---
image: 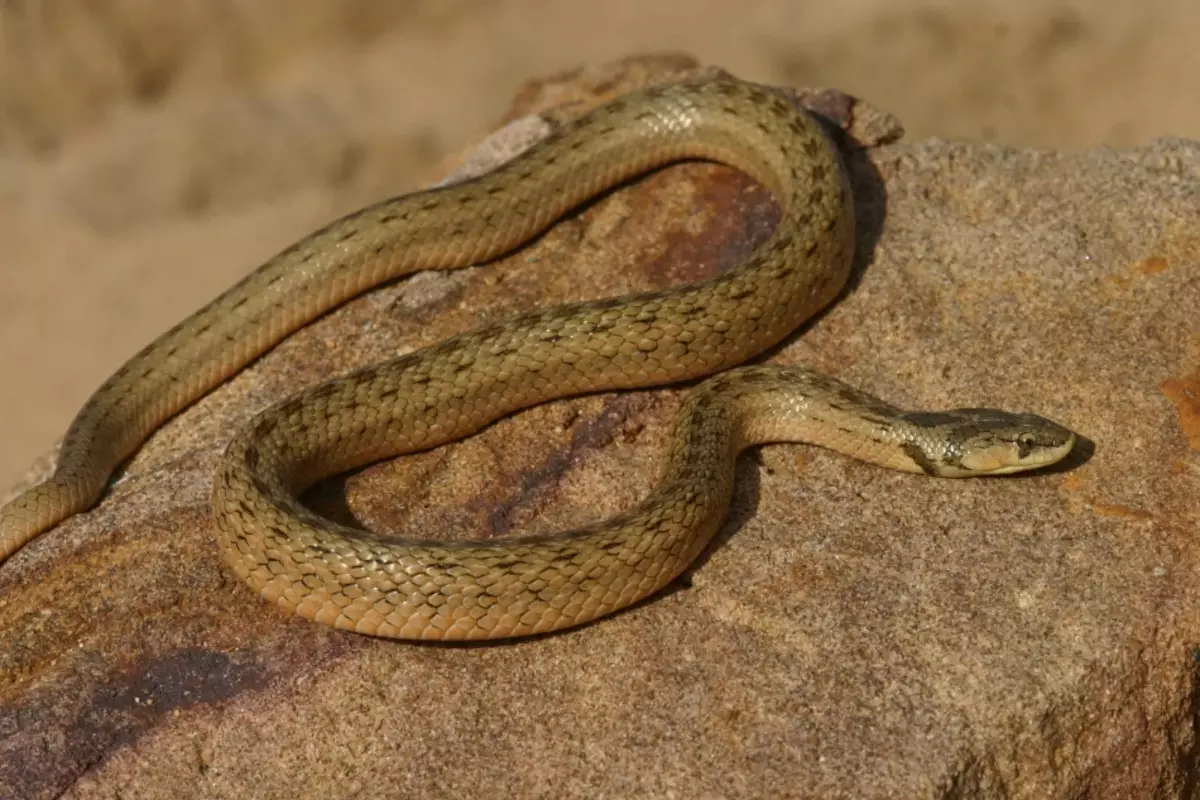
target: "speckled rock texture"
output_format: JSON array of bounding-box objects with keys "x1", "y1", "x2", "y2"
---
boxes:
[{"x1": 1, "y1": 55, "x2": 1198, "y2": 800}]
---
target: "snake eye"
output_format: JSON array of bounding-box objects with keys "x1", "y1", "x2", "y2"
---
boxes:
[{"x1": 1016, "y1": 433, "x2": 1037, "y2": 458}]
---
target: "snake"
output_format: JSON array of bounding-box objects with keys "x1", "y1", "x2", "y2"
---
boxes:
[{"x1": 0, "y1": 75, "x2": 1075, "y2": 641}]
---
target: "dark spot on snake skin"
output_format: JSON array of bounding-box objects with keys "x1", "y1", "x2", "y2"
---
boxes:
[
  {"x1": 903, "y1": 411, "x2": 964, "y2": 428},
  {"x1": 457, "y1": 194, "x2": 476, "y2": 206},
  {"x1": 901, "y1": 442, "x2": 939, "y2": 476},
  {"x1": 336, "y1": 228, "x2": 358, "y2": 244},
  {"x1": 160, "y1": 319, "x2": 187, "y2": 340},
  {"x1": 302, "y1": 541, "x2": 344, "y2": 560},
  {"x1": 222, "y1": 497, "x2": 248, "y2": 517},
  {"x1": 587, "y1": 296, "x2": 626, "y2": 312},
  {"x1": 730, "y1": 369, "x2": 774, "y2": 386},
  {"x1": 485, "y1": 184, "x2": 505, "y2": 195},
  {"x1": 727, "y1": 287, "x2": 755, "y2": 301},
  {"x1": 242, "y1": 447, "x2": 259, "y2": 470},
  {"x1": 254, "y1": 416, "x2": 277, "y2": 438},
  {"x1": 830, "y1": 382, "x2": 874, "y2": 408},
  {"x1": 229, "y1": 296, "x2": 249, "y2": 311},
  {"x1": 307, "y1": 383, "x2": 342, "y2": 403},
  {"x1": 193, "y1": 322, "x2": 212, "y2": 337},
  {"x1": 648, "y1": 515, "x2": 677, "y2": 535},
  {"x1": 858, "y1": 412, "x2": 893, "y2": 427},
  {"x1": 420, "y1": 199, "x2": 441, "y2": 211},
  {"x1": 377, "y1": 212, "x2": 398, "y2": 224}
]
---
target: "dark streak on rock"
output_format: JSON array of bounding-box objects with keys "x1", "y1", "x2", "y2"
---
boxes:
[
  {"x1": 472, "y1": 392, "x2": 660, "y2": 537},
  {"x1": 0, "y1": 648, "x2": 273, "y2": 799}
]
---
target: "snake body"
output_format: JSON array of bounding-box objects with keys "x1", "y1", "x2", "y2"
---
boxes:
[{"x1": 0, "y1": 77, "x2": 1074, "y2": 641}]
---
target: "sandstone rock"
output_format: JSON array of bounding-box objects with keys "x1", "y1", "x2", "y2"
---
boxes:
[{"x1": 1, "y1": 55, "x2": 1197, "y2": 799}]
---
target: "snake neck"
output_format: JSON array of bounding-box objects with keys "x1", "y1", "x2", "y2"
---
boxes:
[{"x1": 673, "y1": 364, "x2": 928, "y2": 475}]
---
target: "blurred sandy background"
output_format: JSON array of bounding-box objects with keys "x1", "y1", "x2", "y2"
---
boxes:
[{"x1": 1, "y1": 0, "x2": 1197, "y2": 490}]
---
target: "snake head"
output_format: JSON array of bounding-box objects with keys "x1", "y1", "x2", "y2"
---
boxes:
[{"x1": 900, "y1": 409, "x2": 1077, "y2": 477}]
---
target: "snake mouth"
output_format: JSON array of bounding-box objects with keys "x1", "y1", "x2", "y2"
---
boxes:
[
  {"x1": 955, "y1": 430, "x2": 1077, "y2": 476},
  {"x1": 1035, "y1": 431, "x2": 1078, "y2": 466}
]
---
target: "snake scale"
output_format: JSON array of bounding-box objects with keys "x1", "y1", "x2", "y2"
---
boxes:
[{"x1": 0, "y1": 76, "x2": 1075, "y2": 641}]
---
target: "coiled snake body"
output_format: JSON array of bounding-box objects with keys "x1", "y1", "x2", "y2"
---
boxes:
[{"x1": 0, "y1": 77, "x2": 1074, "y2": 640}]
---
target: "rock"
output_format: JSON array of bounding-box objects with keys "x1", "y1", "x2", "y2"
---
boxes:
[{"x1": 1, "y1": 55, "x2": 1198, "y2": 799}]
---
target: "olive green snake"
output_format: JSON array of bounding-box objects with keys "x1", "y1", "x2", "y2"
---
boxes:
[{"x1": 0, "y1": 76, "x2": 1075, "y2": 641}]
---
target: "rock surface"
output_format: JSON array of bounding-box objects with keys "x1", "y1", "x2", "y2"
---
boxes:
[{"x1": 1, "y1": 55, "x2": 1198, "y2": 799}]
